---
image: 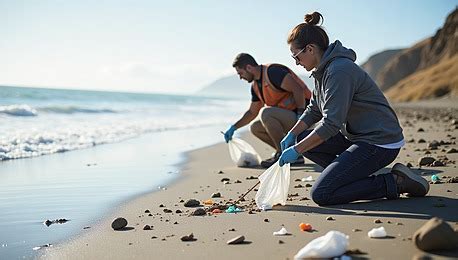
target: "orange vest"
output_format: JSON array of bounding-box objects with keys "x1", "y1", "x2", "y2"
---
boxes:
[{"x1": 251, "y1": 64, "x2": 312, "y2": 111}]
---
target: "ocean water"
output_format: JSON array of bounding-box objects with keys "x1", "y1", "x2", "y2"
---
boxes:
[
  {"x1": 0, "y1": 86, "x2": 247, "y2": 259},
  {"x1": 0, "y1": 86, "x2": 245, "y2": 161}
]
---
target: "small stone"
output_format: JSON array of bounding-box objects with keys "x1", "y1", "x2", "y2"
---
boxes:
[
  {"x1": 431, "y1": 160, "x2": 445, "y2": 167},
  {"x1": 446, "y1": 148, "x2": 457, "y2": 154},
  {"x1": 235, "y1": 180, "x2": 242, "y2": 183},
  {"x1": 144, "y1": 209, "x2": 150, "y2": 213},
  {"x1": 184, "y1": 199, "x2": 200, "y2": 207},
  {"x1": 396, "y1": 222, "x2": 403, "y2": 225},
  {"x1": 417, "y1": 128, "x2": 425, "y2": 132},
  {"x1": 111, "y1": 217, "x2": 128, "y2": 230},
  {"x1": 418, "y1": 139, "x2": 426, "y2": 143},
  {"x1": 148, "y1": 213, "x2": 153, "y2": 216},
  {"x1": 151, "y1": 236, "x2": 157, "y2": 239},
  {"x1": 246, "y1": 176, "x2": 258, "y2": 180},
  {"x1": 227, "y1": 235, "x2": 245, "y2": 245},
  {"x1": 143, "y1": 225, "x2": 152, "y2": 230},
  {"x1": 159, "y1": 204, "x2": 165, "y2": 208},
  {"x1": 326, "y1": 216, "x2": 335, "y2": 221},
  {"x1": 427, "y1": 141, "x2": 440, "y2": 150},
  {"x1": 294, "y1": 184, "x2": 304, "y2": 188},
  {"x1": 447, "y1": 177, "x2": 458, "y2": 183},
  {"x1": 264, "y1": 218, "x2": 269, "y2": 222},
  {"x1": 418, "y1": 157, "x2": 436, "y2": 166},
  {"x1": 352, "y1": 229, "x2": 362, "y2": 232},
  {"x1": 175, "y1": 209, "x2": 182, "y2": 214},
  {"x1": 174, "y1": 221, "x2": 178, "y2": 225},
  {"x1": 278, "y1": 240, "x2": 285, "y2": 244},
  {"x1": 179, "y1": 199, "x2": 185, "y2": 203},
  {"x1": 163, "y1": 209, "x2": 173, "y2": 213},
  {"x1": 211, "y1": 192, "x2": 222, "y2": 198},
  {"x1": 180, "y1": 233, "x2": 196, "y2": 242},
  {"x1": 221, "y1": 178, "x2": 230, "y2": 182},
  {"x1": 191, "y1": 208, "x2": 207, "y2": 216},
  {"x1": 305, "y1": 183, "x2": 312, "y2": 187},
  {"x1": 218, "y1": 170, "x2": 224, "y2": 174},
  {"x1": 374, "y1": 219, "x2": 382, "y2": 224},
  {"x1": 228, "y1": 228, "x2": 236, "y2": 231},
  {"x1": 346, "y1": 249, "x2": 367, "y2": 255}
]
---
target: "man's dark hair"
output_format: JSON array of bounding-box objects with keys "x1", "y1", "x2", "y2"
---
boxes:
[{"x1": 232, "y1": 53, "x2": 258, "y2": 68}]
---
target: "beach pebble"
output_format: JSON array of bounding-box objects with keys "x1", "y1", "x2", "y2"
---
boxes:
[
  {"x1": 447, "y1": 177, "x2": 458, "y2": 183},
  {"x1": 417, "y1": 128, "x2": 425, "y2": 132},
  {"x1": 418, "y1": 139, "x2": 426, "y2": 143},
  {"x1": 326, "y1": 216, "x2": 335, "y2": 221},
  {"x1": 418, "y1": 157, "x2": 436, "y2": 166},
  {"x1": 184, "y1": 199, "x2": 200, "y2": 207},
  {"x1": 220, "y1": 178, "x2": 230, "y2": 182},
  {"x1": 143, "y1": 225, "x2": 152, "y2": 230},
  {"x1": 159, "y1": 204, "x2": 165, "y2": 207},
  {"x1": 111, "y1": 217, "x2": 128, "y2": 230},
  {"x1": 175, "y1": 209, "x2": 182, "y2": 214},
  {"x1": 218, "y1": 170, "x2": 224, "y2": 174},
  {"x1": 446, "y1": 148, "x2": 457, "y2": 154},
  {"x1": 180, "y1": 233, "x2": 196, "y2": 242},
  {"x1": 227, "y1": 235, "x2": 245, "y2": 245},
  {"x1": 374, "y1": 219, "x2": 382, "y2": 224},
  {"x1": 413, "y1": 217, "x2": 458, "y2": 251},
  {"x1": 163, "y1": 209, "x2": 173, "y2": 213},
  {"x1": 235, "y1": 180, "x2": 242, "y2": 183},
  {"x1": 264, "y1": 218, "x2": 269, "y2": 222},
  {"x1": 191, "y1": 208, "x2": 206, "y2": 216},
  {"x1": 144, "y1": 209, "x2": 150, "y2": 213},
  {"x1": 211, "y1": 192, "x2": 221, "y2": 198},
  {"x1": 278, "y1": 240, "x2": 285, "y2": 244},
  {"x1": 246, "y1": 176, "x2": 257, "y2": 180},
  {"x1": 352, "y1": 229, "x2": 362, "y2": 232},
  {"x1": 368, "y1": 227, "x2": 387, "y2": 238}
]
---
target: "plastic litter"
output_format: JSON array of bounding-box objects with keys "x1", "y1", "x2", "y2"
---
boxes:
[
  {"x1": 225, "y1": 205, "x2": 242, "y2": 213},
  {"x1": 203, "y1": 199, "x2": 213, "y2": 205},
  {"x1": 299, "y1": 223, "x2": 312, "y2": 231},
  {"x1": 367, "y1": 226, "x2": 387, "y2": 238},
  {"x1": 255, "y1": 162, "x2": 290, "y2": 210},
  {"x1": 294, "y1": 231, "x2": 349, "y2": 259},
  {"x1": 227, "y1": 138, "x2": 262, "y2": 167},
  {"x1": 273, "y1": 227, "x2": 290, "y2": 236},
  {"x1": 431, "y1": 174, "x2": 439, "y2": 182},
  {"x1": 211, "y1": 209, "x2": 222, "y2": 214},
  {"x1": 302, "y1": 176, "x2": 313, "y2": 182}
]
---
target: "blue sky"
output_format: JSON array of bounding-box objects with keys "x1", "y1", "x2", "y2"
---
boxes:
[{"x1": 1, "y1": 0, "x2": 457, "y2": 94}]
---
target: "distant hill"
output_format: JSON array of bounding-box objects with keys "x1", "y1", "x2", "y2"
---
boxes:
[
  {"x1": 361, "y1": 49, "x2": 404, "y2": 82},
  {"x1": 196, "y1": 73, "x2": 315, "y2": 99},
  {"x1": 361, "y1": 8, "x2": 458, "y2": 101}
]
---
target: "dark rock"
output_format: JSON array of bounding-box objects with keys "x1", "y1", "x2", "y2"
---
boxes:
[
  {"x1": 191, "y1": 208, "x2": 206, "y2": 216},
  {"x1": 413, "y1": 217, "x2": 458, "y2": 251},
  {"x1": 144, "y1": 209, "x2": 150, "y2": 213},
  {"x1": 446, "y1": 148, "x2": 458, "y2": 154},
  {"x1": 218, "y1": 170, "x2": 224, "y2": 174},
  {"x1": 227, "y1": 235, "x2": 245, "y2": 245},
  {"x1": 221, "y1": 178, "x2": 230, "y2": 182},
  {"x1": 180, "y1": 233, "x2": 196, "y2": 242},
  {"x1": 352, "y1": 229, "x2": 362, "y2": 232},
  {"x1": 184, "y1": 199, "x2": 200, "y2": 207},
  {"x1": 447, "y1": 177, "x2": 458, "y2": 183},
  {"x1": 264, "y1": 218, "x2": 269, "y2": 222},
  {"x1": 229, "y1": 228, "x2": 236, "y2": 231},
  {"x1": 211, "y1": 192, "x2": 222, "y2": 198},
  {"x1": 418, "y1": 157, "x2": 436, "y2": 166},
  {"x1": 374, "y1": 219, "x2": 382, "y2": 224},
  {"x1": 246, "y1": 176, "x2": 258, "y2": 180},
  {"x1": 234, "y1": 180, "x2": 242, "y2": 183},
  {"x1": 175, "y1": 209, "x2": 182, "y2": 214},
  {"x1": 159, "y1": 204, "x2": 165, "y2": 208},
  {"x1": 326, "y1": 216, "x2": 335, "y2": 221},
  {"x1": 163, "y1": 209, "x2": 173, "y2": 213},
  {"x1": 111, "y1": 217, "x2": 128, "y2": 230},
  {"x1": 305, "y1": 183, "x2": 313, "y2": 187},
  {"x1": 345, "y1": 249, "x2": 367, "y2": 255},
  {"x1": 427, "y1": 141, "x2": 440, "y2": 150},
  {"x1": 143, "y1": 225, "x2": 152, "y2": 230},
  {"x1": 278, "y1": 240, "x2": 285, "y2": 244},
  {"x1": 431, "y1": 160, "x2": 445, "y2": 167},
  {"x1": 417, "y1": 128, "x2": 425, "y2": 132}
]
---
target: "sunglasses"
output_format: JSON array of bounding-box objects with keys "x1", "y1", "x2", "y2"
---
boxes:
[{"x1": 291, "y1": 46, "x2": 307, "y2": 62}]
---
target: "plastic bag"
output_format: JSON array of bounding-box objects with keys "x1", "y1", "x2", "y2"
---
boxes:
[
  {"x1": 294, "y1": 231, "x2": 349, "y2": 259},
  {"x1": 228, "y1": 138, "x2": 261, "y2": 167},
  {"x1": 255, "y1": 162, "x2": 290, "y2": 210}
]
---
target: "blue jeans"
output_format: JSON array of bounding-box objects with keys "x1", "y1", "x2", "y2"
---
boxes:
[{"x1": 297, "y1": 130, "x2": 400, "y2": 205}]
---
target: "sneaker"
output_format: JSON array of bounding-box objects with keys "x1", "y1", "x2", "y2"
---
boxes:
[
  {"x1": 260, "y1": 152, "x2": 280, "y2": 168},
  {"x1": 391, "y1": 163, "x2": 430, "y2": 197}
]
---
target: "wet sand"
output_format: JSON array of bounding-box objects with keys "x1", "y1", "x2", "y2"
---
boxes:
[{"x1": 41, "y1": 99, "x2": 458, "y2": 259}]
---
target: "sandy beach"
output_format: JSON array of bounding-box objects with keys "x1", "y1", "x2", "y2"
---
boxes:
[{"x1": 41, "y1": 99, "x2": 458, "y2": 260}]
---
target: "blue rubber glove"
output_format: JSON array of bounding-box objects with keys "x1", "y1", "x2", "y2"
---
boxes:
[
  {"x1": 279, "y1": 146, "x2": 300, "y2": 166},
  {"x1": 280, "y1": 132, "x2": 296, "y2": 152},
  {"x1": 224, "y1": 125, "x2": 236, "y2": 143}
]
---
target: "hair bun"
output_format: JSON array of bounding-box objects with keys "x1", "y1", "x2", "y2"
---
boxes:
[{"x1": 304, "y1": 12, "x2": 323, "y2": 26}]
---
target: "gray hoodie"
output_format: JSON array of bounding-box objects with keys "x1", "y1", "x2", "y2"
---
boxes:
[{"x1": 299, "y1": 40, "x2": 404, "y2": 145}]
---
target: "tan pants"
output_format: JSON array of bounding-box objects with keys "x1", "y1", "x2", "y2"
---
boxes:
[{"x1": 250, "y1": 106, "x2": 297, "y2": 152}]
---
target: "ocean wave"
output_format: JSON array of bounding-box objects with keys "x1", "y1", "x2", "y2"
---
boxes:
[
  {"x1": 37, "y1": 105, "x2": 118, "y2": 114},
  {"x1": 0, "y1": 104, "x2": 37, "y2": 116}
]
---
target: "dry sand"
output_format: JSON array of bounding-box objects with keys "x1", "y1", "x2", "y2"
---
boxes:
[{"x1": 41, "y1": 100, "x2": 458, "y2": 260}]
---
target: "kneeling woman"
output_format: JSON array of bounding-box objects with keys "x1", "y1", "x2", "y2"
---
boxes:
[{"x1": 279, "y1": 12, "x2": 429, "y2": 206}]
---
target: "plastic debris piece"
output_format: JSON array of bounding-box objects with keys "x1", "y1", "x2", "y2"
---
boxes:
[
  {"x1": 225, "y1": 205, "x2": 242, "y2": 213},
  {"x1": 212, "y1": 209, "x2": 222, "y2": 214},
  {"x1": 431, "y1": 175, "x2": 439, "y2": 182},
  {"x1": 368, "y1": 227, "x2": 387, "y2": 238},
  {"x1": 299, "y1": 223, "x2": 312, "y2": 231},
  {"x1": 273, "y1": 227, "x2": 290, "y2": 236},
  {"x1": 302, "y1": 176, "x2": 313, "y2": 182},
  {"x1": 294, "y1": 231, "x2": 349, "y2": 259},
  {"x1": 203, "y1": 199, "x2": 214, "y2": 205}
]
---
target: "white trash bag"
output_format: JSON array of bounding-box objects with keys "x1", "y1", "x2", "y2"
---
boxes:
[
  {"x1": 294, "y1": 231, "x2": 349, "y2": 259},
  {"x1": 228, "y1": 138, "x2": 261, "y2": 167},
  {"x1": 255, "y1": 162, "x2": 290, "y2": 210}
]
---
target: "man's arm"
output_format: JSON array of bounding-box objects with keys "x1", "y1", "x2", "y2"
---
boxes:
[
  {"x1": 233, "y1": 101, "x2": 263, "y2": 129},
  {"x1": 280, "y1": 74, "x2": 305, "y2": 115}
]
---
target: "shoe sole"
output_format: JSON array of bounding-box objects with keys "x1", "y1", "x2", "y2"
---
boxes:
[{"x1": 392, "y1": 163, "x2": 429, "y2": 196}]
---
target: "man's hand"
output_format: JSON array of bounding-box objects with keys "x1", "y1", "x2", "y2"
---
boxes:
[{"x1": 224, "y1": 125, "x2": 236, "y2": 143}]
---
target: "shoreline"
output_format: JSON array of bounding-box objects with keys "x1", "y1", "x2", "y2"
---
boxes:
[{"x1": 40, "y1": 100, "x2": 458, "y2": 259}]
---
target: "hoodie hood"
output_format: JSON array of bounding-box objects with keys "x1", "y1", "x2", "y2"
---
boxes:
[{"x1": 313, "y1": 40, "x2": 357, "y2": 79}]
